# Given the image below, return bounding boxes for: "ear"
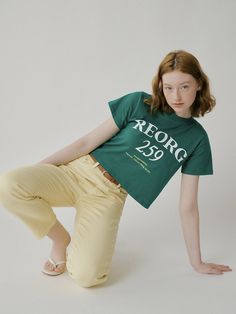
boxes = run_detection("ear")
[197,86,201,91]
[196,80,201,91]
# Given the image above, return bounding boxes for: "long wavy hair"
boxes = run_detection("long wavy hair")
[144,50,216,117]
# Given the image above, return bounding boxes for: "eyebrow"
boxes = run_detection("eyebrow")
[163,81,191,86]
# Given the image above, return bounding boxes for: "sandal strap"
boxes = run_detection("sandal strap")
[48,257,66,267]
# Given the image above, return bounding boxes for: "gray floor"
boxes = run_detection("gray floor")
[0,196,235,314]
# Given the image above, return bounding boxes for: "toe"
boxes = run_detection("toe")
[55,265,65,272]
[43,259,66,274]
[44,260,55,271]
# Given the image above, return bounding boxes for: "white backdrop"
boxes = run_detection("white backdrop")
[0,1,235,313]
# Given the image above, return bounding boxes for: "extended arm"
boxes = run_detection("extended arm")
[179,173,232,275]
[37,116,120,165]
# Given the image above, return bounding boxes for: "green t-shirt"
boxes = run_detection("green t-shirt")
[90,91,213,209]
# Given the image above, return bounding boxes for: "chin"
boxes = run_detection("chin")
[174,108,191,116]
[174,106,188,112]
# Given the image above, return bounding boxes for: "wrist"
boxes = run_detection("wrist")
[191,260,203,270]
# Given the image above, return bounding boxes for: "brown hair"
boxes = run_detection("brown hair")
[144,50,216,117]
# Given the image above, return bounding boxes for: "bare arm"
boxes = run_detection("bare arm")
[179,173,232,275]
[37,116,120,165]
[179,173,201,268]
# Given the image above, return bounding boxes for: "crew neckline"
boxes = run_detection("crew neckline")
[166,111,194,123]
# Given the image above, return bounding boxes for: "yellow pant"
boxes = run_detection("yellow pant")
[0,154,128,287]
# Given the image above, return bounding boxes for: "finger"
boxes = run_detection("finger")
[214,268,232,273]
[208,268,223,275]
[212,265,232,271]
[218,267,232,271]
[217,265,231,269]
[208,264,232,272]
[210,263,231,268]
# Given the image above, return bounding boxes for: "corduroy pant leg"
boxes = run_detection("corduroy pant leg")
[62,154,128,288]
[0,163,77,239]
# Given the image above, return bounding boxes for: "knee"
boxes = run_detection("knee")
[0,170,27,205]
[67,264,108,288]
[0,172,16,199]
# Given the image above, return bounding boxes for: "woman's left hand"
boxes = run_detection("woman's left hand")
[193,262,232,275]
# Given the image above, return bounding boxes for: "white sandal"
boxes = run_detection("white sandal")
[42,257,67,276]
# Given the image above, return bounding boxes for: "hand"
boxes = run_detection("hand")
[193,262,232,275]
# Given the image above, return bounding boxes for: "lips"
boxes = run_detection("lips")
[173,103,184,106]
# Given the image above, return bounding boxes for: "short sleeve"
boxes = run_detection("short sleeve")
[108,92,140,129]
[181,133,214,175]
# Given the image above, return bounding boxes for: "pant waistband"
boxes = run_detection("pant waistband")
[89,154,121,187]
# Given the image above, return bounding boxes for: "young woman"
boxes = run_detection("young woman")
[0,50,232,288]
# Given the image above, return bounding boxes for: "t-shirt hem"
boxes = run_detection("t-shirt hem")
[181,171,214,175]
[90,152,151,209]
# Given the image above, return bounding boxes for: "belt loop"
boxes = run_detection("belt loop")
[92,161,100,168]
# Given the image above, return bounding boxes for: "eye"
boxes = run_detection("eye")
[164,87,172,90]
[182,85,189,89]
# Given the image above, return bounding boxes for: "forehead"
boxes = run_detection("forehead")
[162,70,195,85]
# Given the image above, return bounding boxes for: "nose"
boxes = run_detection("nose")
[173,88,182,101]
